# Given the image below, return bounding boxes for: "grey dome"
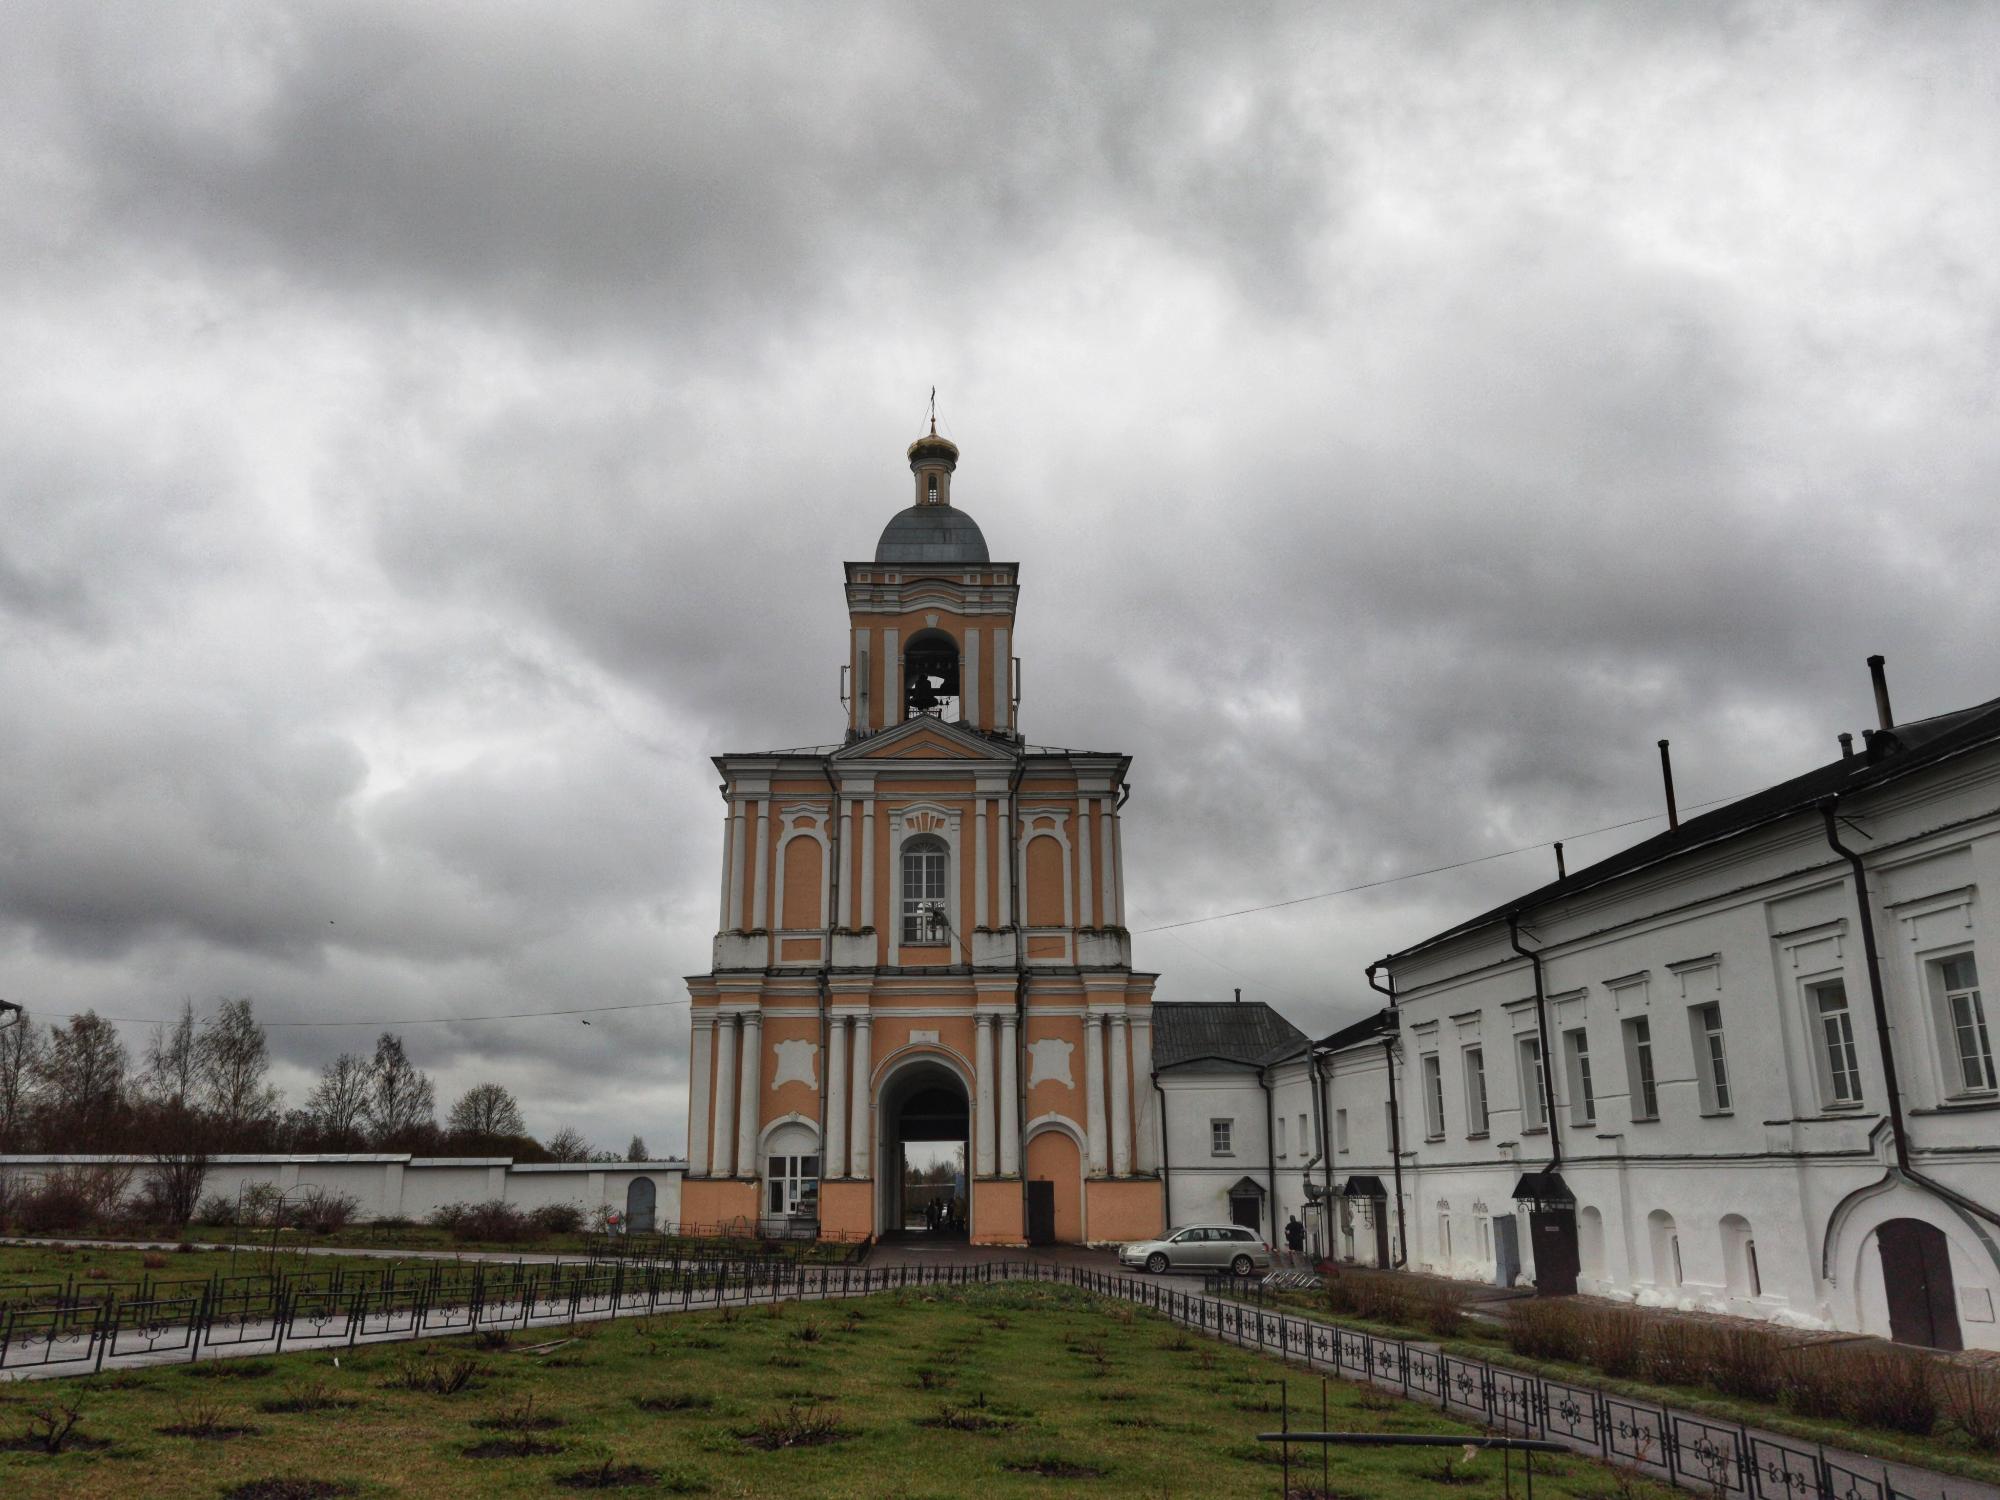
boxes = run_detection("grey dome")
[874,504,990,565]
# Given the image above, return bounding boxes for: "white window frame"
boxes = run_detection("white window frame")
[1929,949,1996,1097]
[766,1153,821,1217]
[1689,1002,1732,1115]
[1334,1108,1349,1154]
[1622,1016,1659,1121]
[1563,1026,1596,1126]
[1421,1052,1445,1140]
[1210,1118,1234,1157]
[1276,1114,1288,1158]
[900,835,950,945]
[1517,1034,1549,1131]
[1463,1045,1489,1137]
[1804,975,1865,1108]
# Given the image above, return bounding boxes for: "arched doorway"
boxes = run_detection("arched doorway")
[625,1176,656,1234]
[1878,1218,1963,1350]
[877,1057,970,1237]
[1024,1124,1082,1244]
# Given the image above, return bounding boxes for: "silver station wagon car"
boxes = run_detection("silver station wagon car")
[1119,1224,1273,1276]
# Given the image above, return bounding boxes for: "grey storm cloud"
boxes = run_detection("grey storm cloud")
[3,2,1998,1148]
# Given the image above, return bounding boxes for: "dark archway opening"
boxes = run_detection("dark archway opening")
[903,630,961,722]
[878,1064,969,1238]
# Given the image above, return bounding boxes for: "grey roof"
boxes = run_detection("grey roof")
[1387,692,2000,964]
[1152,1001,1310,1071]
[874,504,991,565]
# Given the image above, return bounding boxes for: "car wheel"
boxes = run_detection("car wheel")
[1231,1254,1254,1277]
[1146,1252,1168,1274]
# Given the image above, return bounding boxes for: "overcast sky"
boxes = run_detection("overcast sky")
[4,3,1997,1154]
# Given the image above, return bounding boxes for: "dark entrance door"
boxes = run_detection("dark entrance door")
[1025,1180,1056,1246]
[1493,1215,1521,1288]
[1371,1210,1390,1268]
[625,1176,656,1234]
[1530,1209,1580,1295]
[1230,1195,1262,1233]
[1879,1218,1963,1350]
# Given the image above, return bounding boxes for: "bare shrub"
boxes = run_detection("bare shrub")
[291,1187,360,1235]
[21,1393,87,1454]
[195,1193,237,1227]
[1578,1306,1643,1378]
[389,1352,482,1396]
[430,1199,529,1243]
[1780,1346,1847,1420]
[1421,1281,1467,1337]
[1706,1326,1783,1403]
[528,1202,584,1235]
[142,1251,169,1270]
[258,1378,354,1415]
[1637,1321,1704,1388]
[1843,1348,1937,1436]
[1940,1364,2000,1452]
[789,1319,825,1345]
[158,1396,258,1439]
[741,1403,850,1450]
[1504,1299,1585,1363]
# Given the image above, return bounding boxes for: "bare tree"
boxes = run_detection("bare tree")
[198,998,279,1146]
[0,1015,40,1152]
[544,1126,593,1163]
[364,1032,435,1145]
[142,1000,202,1116]
[34,1012,128,1151]
[446,1082,526,1141]
[305,1053,372,1148]
[626,1135,649,1161]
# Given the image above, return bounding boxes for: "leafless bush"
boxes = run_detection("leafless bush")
[1505,1299,1586,1362]
[741,1403,849,1450]
[291,1187,360,1235]
[528,1202,584,1235]
[1578,1306,1643,1378]
[1637,1320,1705,1389]
[258,1378,354,1414]
[427,1199,530,1243]
[1705,1326,1783,1403]
[1843,1348,1937,1435]
[1939,1364,2000,1452]
[21,1393,87,1453]
[389,1352,482,1395]
[1420,1281,1468,1336]
[195,1193,237,1227]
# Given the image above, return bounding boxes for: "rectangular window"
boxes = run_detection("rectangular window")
[1421,1053,1445,1139]
[1936,953,1996,1095]
[1690,1002,1732,1114]
[1564,1027,1596,1126]
[1622,1017,1659,1121]
[1300,1113,1310,1155]
[1210,1119,1234,1156]
[1518,1035,1549,1130]
[1463,1046,1489,1136]
[1808,978,1864,1106]
[900,841,948,943]
[766,1154,821,1216]
[1335,1108,1349,1153]
[1276,1115,1288,1158]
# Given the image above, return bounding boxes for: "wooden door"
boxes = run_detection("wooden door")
[1025,1180,1056,1246]
[1879,1218,1963,1350]
[1530,1209,1579,1295]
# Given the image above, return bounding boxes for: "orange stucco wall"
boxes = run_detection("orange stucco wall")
[973,1179,1024,1246]
[1085,1177,1164,1245]
[680,1178,758,1230]
[818,1179,874,1241]
[1025,1130,1083,1243]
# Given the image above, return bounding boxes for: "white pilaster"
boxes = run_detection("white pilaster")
[974,1015,996,1176]
[1095,797,1110,927]
[848,1015,872,1178]
[750,800,771,931]
[1078,797,1096,928]
[1131,1015,1156,1172]
[882,628,900,728]
[999,1013,1020,1175]
[997,797,1013,928]
[1108,805,1124,927]
[839,799,856,926]
[1084,1015,1108,1175]
[736,1009,762,1178]
[974,796,989,931]
[688,1017,714,1177]
[826,1018,848,1176]
[861,799,876,934]
[718,809,734,929]
[710,1017,737,1179]
[726,802,746,932]
[964,626,980,728]
[852,628,869,732]
[1109,1011,1132,1176]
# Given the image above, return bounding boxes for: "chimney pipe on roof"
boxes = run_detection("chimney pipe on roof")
[1839,732,1854,760]
[1553,841,1566,879]
[1234,987,1241,1005]
[1868,655,1894,731]
[1658,739,1680,831]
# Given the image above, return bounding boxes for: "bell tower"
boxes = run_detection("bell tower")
[845,423,1019,739]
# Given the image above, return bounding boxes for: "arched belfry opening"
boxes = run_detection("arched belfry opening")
[903,629,960,722]
[877,1058,970,1237]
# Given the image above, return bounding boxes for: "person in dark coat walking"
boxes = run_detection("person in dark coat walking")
[1285,1215,1306,1255]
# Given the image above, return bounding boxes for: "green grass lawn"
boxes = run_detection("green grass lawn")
[0,1282,1682,1499]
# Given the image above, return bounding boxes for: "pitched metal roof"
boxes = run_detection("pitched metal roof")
[1387,693,2000,965]
[1151,1000,1310,1070]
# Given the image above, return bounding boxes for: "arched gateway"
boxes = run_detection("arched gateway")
[679,424,1164,1246]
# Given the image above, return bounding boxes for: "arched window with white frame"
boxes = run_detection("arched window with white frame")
[901,835,949,944]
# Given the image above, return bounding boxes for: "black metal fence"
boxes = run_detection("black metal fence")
[0,1255,1963,1500]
